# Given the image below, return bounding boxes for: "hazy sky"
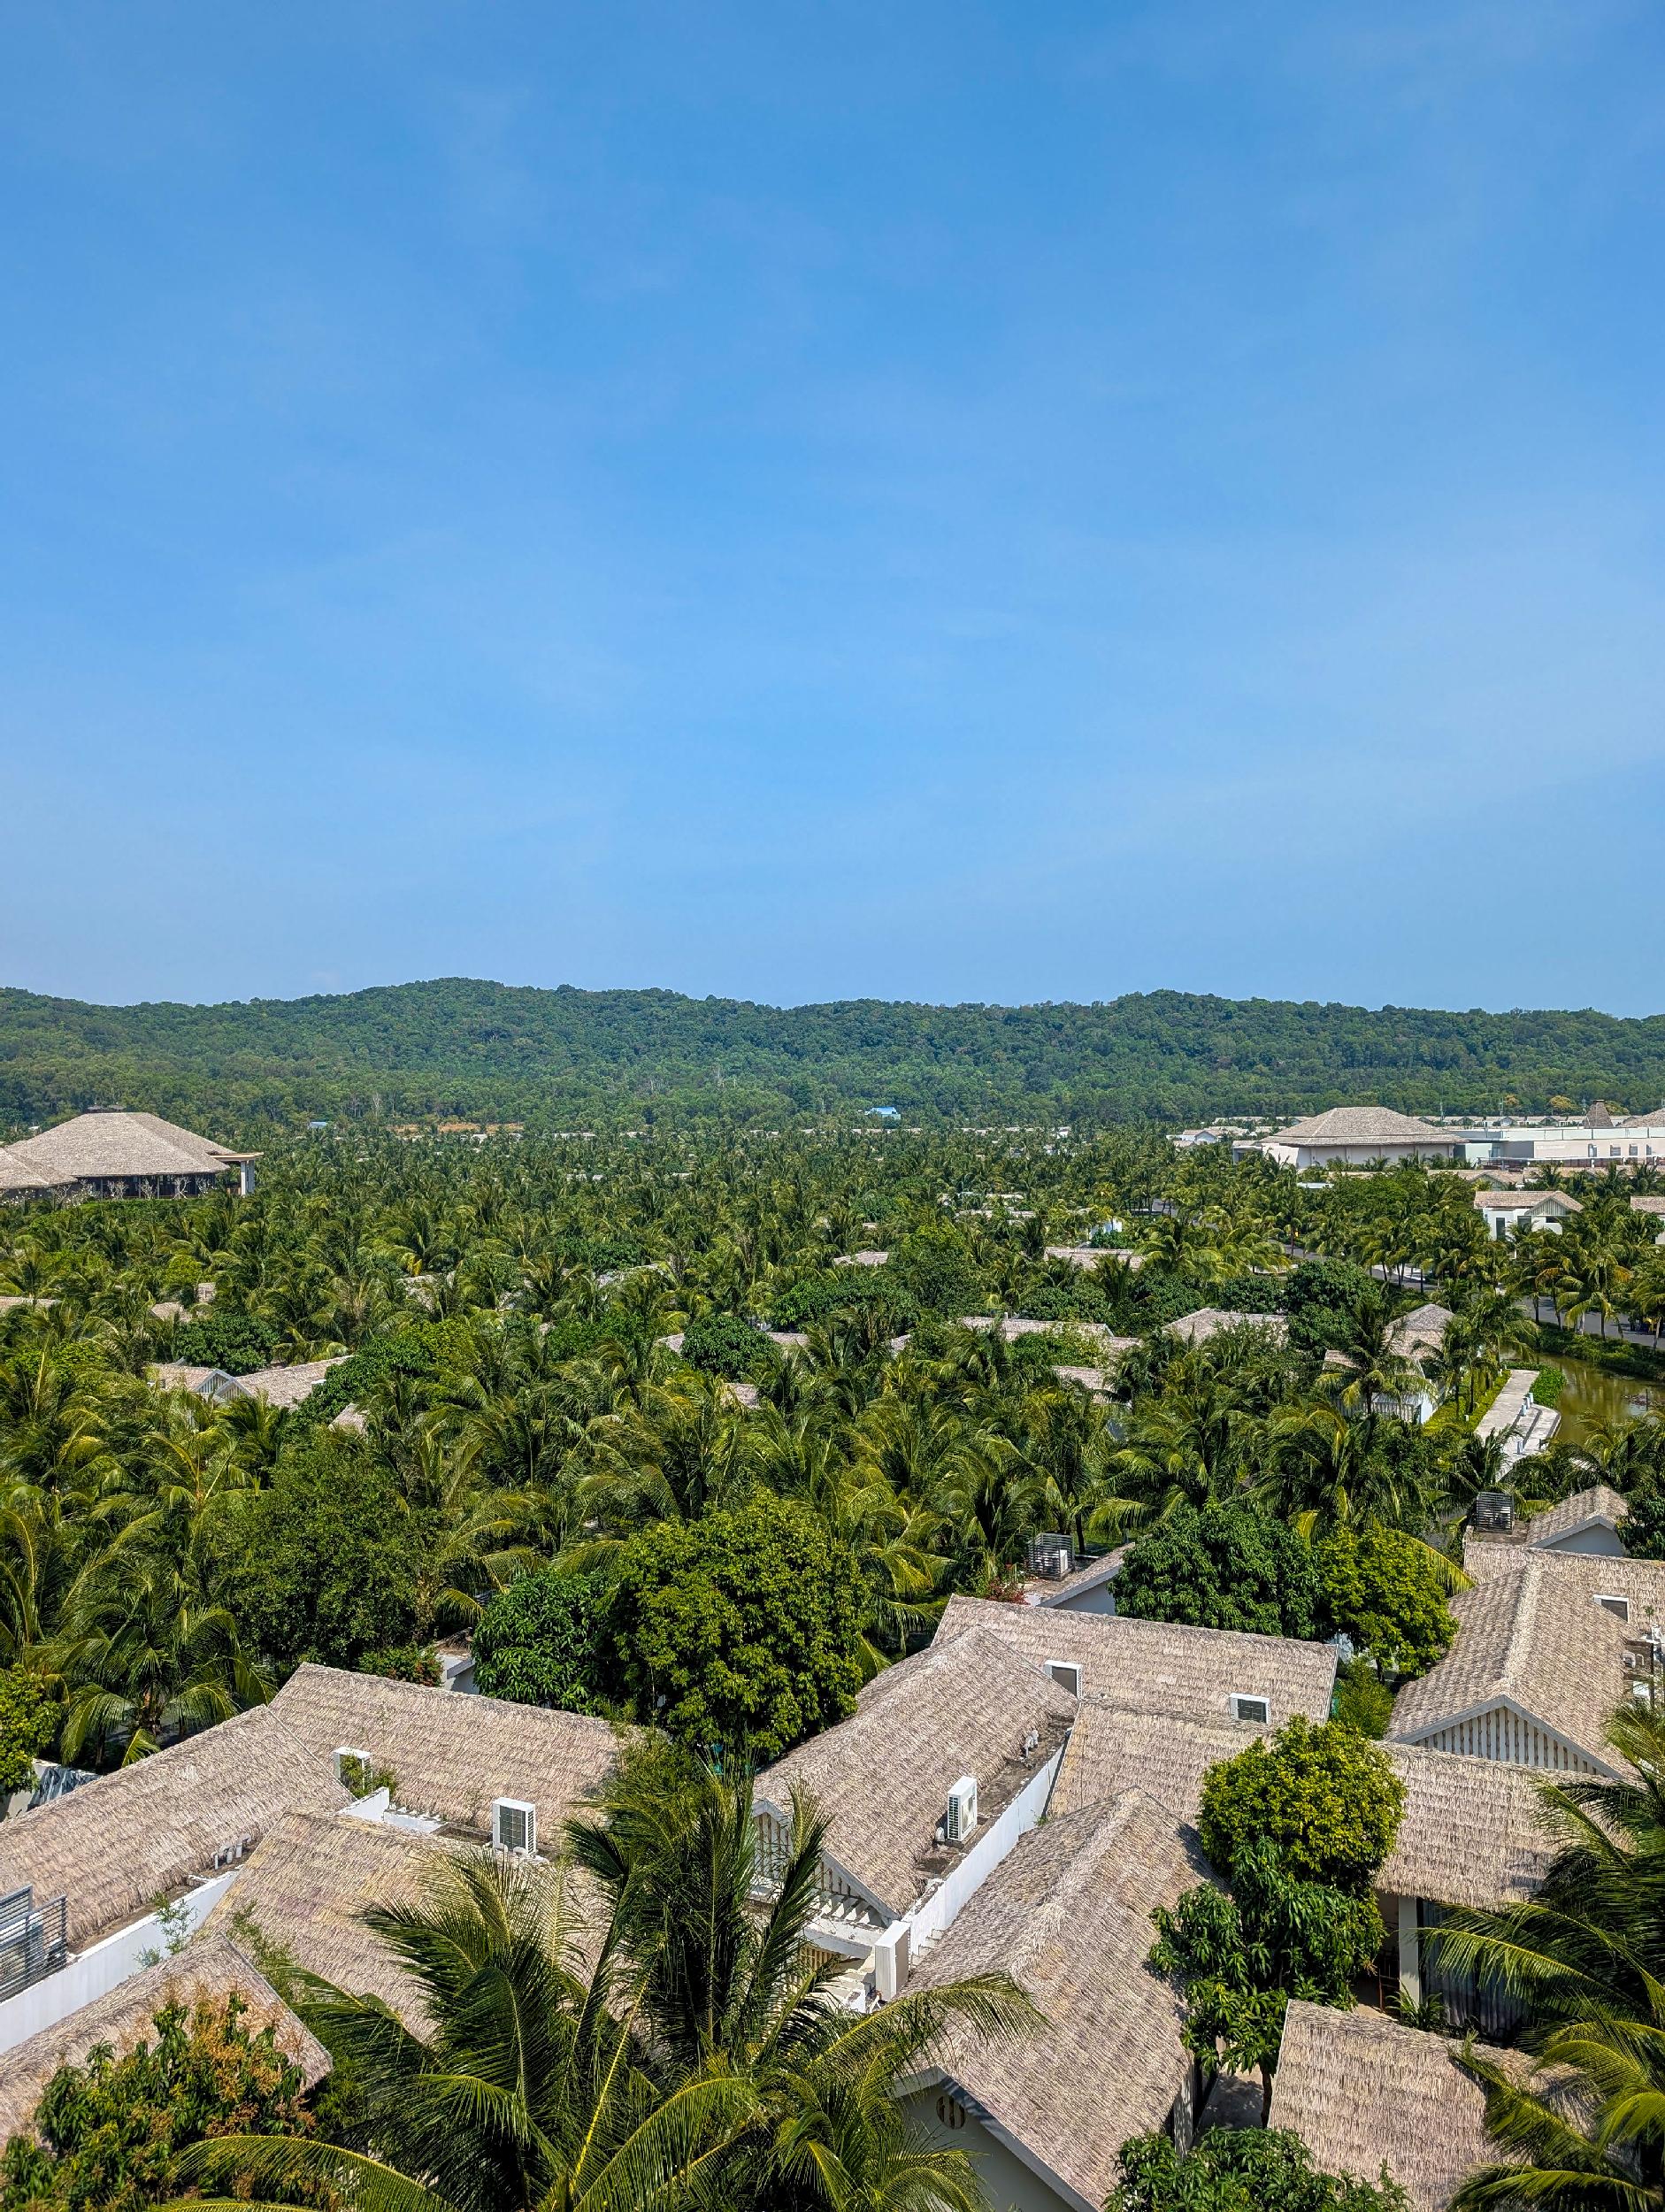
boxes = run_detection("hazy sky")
[2,2,1661,1015]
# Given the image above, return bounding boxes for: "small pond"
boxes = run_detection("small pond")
[1549,1354,1665,1450]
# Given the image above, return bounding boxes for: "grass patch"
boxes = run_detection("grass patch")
[1427,1368,1511,1437]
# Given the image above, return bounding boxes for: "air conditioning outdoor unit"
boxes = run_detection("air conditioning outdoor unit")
[1028,1532,1073,1581]
[943,1775,978,1845]
[1473,1491,1515,1534]
[493,1798,537,1857]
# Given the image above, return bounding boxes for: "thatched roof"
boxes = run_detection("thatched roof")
[960,1316,1134,1351]
[755,1629,1075,1919]
[1041,1244,1145,1271]
[1462,1487,1638,1584]
[1166,1308,1289,1347]
[1378,1744,1554,1909]
[1269,1107,1447,1147]
[239,1358,347,1409]
[1389,1561,1635,1775]
[146,1362,242,1400]
[932,1594,1338,1727]
[0,1110,257,1183]
[909,1791,1205,2207]
[1528,1485,1629,1548]
[1050,1704,1553,1911]
[0,1667,619,1957]
[0,1933,329,2143]
[1048,1701,1267,1823]
[266,1665,619,1834]
[1049,1363,1112,1394]
[147,1357,345,1411]
[1389,1302,1455,1359]
[0,1704,349,1950]
[206,1810,613,2034]
[0,1150,69,1194]
[203,1810,437,2026]
[1268,2001,1522,2211]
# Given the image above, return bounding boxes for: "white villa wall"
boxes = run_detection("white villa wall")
[1264,1141,1456,1169]
[1051,1582,1116,1617]
[1483,1121,1665,1166]
[0,1870,239,2054]
[905,1751,1063,1962]
[1416,1706,1607,1773]
[1543,1526,1627,1557]
[900,2085,1090,2212]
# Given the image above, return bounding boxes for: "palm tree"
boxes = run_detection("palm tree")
[1324,1283,1419,1439]
[1629,1250,1665,1350]
[0,1349,115,1492]
[1017,1386,1126,1555]
[1508,1226,1568,1330]
[567,1746,1037,2212]
[180,1760,1032,2212]
[1113,1358,1253,1527]
[1429,1703,1665,2209]
[1142,1208,1224,1282]
[933,1435,1039,1587]
[1555,1231,1630,1343]
[44,1531,268,1763]
[1260,1399,1441,1554]
[579,1380,753,1540]
[174,1848,758,2212]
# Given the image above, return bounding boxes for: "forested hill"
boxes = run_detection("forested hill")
[2,979,1663,1134]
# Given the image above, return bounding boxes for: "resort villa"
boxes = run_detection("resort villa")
[0,1110,258,1202]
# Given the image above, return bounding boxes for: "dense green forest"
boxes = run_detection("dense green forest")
[4,1125,1664,1774]
[4,978,1664,1135]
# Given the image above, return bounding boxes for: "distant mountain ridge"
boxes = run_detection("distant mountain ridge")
[2,978,1662,1134]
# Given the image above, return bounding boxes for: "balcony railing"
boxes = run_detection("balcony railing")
[0,1883,69,2003]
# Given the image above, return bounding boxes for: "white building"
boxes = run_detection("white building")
[1251,1107,1459,1170]
[1474,1189,1583,1240]
[1469,1110,1665,1169]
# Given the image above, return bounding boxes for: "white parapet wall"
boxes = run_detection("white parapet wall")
[0,1870,241,2054]
[900,1747,1064,1970]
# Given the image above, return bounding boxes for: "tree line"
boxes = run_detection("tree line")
[7,977,1665,1130]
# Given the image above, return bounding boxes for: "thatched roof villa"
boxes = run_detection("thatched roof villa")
[0,1110,259,1201]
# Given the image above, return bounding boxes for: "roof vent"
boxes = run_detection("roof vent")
[493,1798,537,1856]
[943,1776,978,1845]
[1028,1532,1073,1580]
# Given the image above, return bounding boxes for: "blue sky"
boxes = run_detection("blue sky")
[2,2,1661,1015]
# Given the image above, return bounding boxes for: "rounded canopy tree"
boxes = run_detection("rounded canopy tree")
[1199,1716,1406,1893]
[1115,1502,1321,1640]
[472,1567,610,1716]
[610,1493,864,1763]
